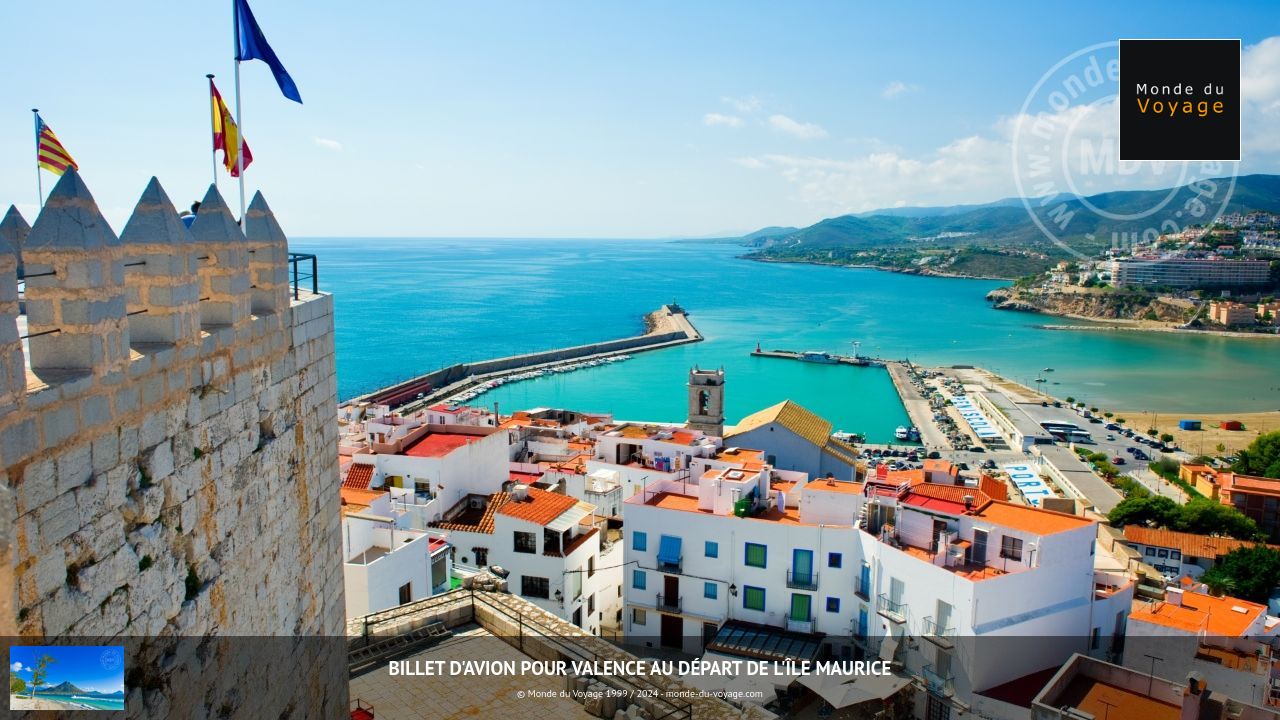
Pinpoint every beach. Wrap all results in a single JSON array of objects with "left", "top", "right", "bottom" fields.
[
  {"left": 1114, "top": 410, "right": 1280, "bottom": 455},
  {"left": 9, "top": 693, "right": 88, "bottom": 710}
]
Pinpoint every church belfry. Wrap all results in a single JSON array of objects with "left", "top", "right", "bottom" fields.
[{"left": 687, "top": 366, "right": 725, "bottom": 438}]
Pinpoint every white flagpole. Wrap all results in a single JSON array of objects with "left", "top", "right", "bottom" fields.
[
  {"left": 232, "top": 1, "right": 246, "bottom": 226},
  {"left": 32, "top": 109, "right": 44, "bottom": 209},
  {"left": 207, "top": 74, "right": 219, "bottom": 188}
]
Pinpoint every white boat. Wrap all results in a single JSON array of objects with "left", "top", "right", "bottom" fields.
[{"left": 895, "top": 426, "right": 910, "bottom": 440}]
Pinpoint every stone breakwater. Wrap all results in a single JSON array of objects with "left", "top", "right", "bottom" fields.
[
  {"left": 359, "top": 304, "right": 702, "bottom": 409},
  {"left": 0, "top": 170, "right": 346, "bottom": 719}
]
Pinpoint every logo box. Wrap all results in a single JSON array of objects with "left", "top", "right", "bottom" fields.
[{"left": 1119, "top": 39, "right": 1240, "bottom": 161}]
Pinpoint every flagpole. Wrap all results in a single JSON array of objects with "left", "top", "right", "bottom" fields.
[
  {"left": 32, "top": 109, "right": 43, "bottom": 209},
  {"left": 207, "top": 74, "right": 219, "bottom": 189},
  {"left": 232, "top": 1, "right": 246, "bottom": 226}
]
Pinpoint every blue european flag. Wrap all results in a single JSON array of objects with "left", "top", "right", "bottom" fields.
[{"left": 234, "top": 0, "right": 303, "bottom": 104}]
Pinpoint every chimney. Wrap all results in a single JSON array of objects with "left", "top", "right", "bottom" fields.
[
  {"left": 826, "top": 472, "right": 835, "bottom": 486},
  {"left": 1166, "top": 587, "right": 1184, "bottom": 607},
  {"left": 963, "top": 495, "right": 974, "bottom": 511},
  {"left": 511, "top": 484, "right": 529, "bottom": 502}
]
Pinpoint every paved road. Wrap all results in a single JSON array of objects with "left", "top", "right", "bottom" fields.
[{"left": 886, "top": 362, "right": 951, "bottom": 449}]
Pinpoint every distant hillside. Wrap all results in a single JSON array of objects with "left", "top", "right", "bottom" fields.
[
  {"left": 42, "top": 681, "right": 87, "bottom": 694},
  {"left": 744, "top": 174, "right": 1280, "bottom": 274}
]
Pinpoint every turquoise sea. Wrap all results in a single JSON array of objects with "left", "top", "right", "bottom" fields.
[
  {"left": 29, "top": 693, "right": 125, "bottom": 710},
  {"left": 291, "top": 238, "right": 1280, "bottom": 443}
]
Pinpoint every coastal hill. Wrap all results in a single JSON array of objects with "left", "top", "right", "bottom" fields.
[
  {"left": 739, "top": 174, "right": 1280, "bottom": 278},
  {"left": 40, "top": 681, "right": 87, "bottom": 695}
]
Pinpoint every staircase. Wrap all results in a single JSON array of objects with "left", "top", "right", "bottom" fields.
[{"left": 857, "top": 503, "right": 869, "bottom": 531}]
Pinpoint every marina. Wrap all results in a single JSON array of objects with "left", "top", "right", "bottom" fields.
[{"left": 749, "top": 346, "right": 886, "bottom": 367}]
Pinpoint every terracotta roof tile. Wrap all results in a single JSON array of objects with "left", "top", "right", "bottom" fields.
[
  {"left": 1122, "top": 525, "right": 1277, "bottom": 558},
  {"left": 1129, "top": 590, "right": 1266, "bottom": 636},
  {"left": 496, "top": 487, "right": 578, "bottom": 526},
  {"left": 727, "top": 400, "right": 832, "bottom": 447},
  {"left": 431, "top": 493, "right": 511, "bottom": 534},
  {"left": 343, "top": 463, "right": 374, "bottom": 490}
]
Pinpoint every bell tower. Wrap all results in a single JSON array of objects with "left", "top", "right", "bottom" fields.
[{"left": 687, "top": 366, "right": 725, "bottom": 437}]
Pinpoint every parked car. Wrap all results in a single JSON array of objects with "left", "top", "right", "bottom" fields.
[
  {"left": 1133, "top": 450, "right": 1149, "bottom": 461},
  {"left": 1125, "top": 447, "right": 1138, "bottom": 454},
  {"left": 1111, "top": 457, "right": 1126, "bottom": 465},
  {"left": 968, "top": 446, "right": 986, "bottom": 453},
  {"left": 927, "top": 450, "right": 941, "bottom": 459},
  {"left": 1105, "top": 434, "right": 1115, "bottom": 441}
]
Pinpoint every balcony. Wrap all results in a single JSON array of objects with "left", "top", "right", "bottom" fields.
[
  {"left": 786, "top": 617, "right": 815, "bottom": 634},
  {"left": 922, "top": 664, "right": 954, "bottom": 697},
  {"left": 786, "top": 570, "right": 819, "bottom": 591},
  {"left": 877, "top": 594, "right": 907, "bottom": 624},
  {"left": 657, "top": 557, "right": 682, "bottom": 574},
  {"left": 922, "top": 616, "right": 955, "bottom": 649},
  {"left": 854, "top": 578, "right": 871, "bottom": 601},
  {"left": 656, "top": 593, "right": 682, "bottom": 613}
]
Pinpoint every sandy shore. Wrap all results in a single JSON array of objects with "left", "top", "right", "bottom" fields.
[
  {"left": 9, "top": 694, "right": 87, "bottom": 710},
  {"left": 1113, "top": 411, "right": 1280, "bottom": 455}
]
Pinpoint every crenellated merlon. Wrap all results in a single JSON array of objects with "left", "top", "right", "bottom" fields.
[{"left": 0, "top": 169, "right": 303, "bottom": 406}]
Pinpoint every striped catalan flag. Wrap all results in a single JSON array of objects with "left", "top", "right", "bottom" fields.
[{"left": 35, "top": 114, "right": 78, "bottom": 175}]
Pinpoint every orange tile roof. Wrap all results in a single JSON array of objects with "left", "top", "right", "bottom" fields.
[
  {"left": 885, "top": 469, "right": 926, "bottom": 485},
  {"left": 1122, "top": 525, "right": 1278, "bottom": 559},
  {"left": 496, "top": 487, "right": 578, "bottom": 526},
  {"left": 1129, "top": 590, "right": 1266, "bottom": 636},
  {"left": 906, "top": 483, "right": 990, "bottom": 508},
  {"left": 343, "top": 463, "right": 374, "bottom": 490},
  {"left": 715, "top": 447, "right": 767, "bottom": 471},
  {"left": 431, "top": 493, "right": 511, "bottom": 534},
  {"left": 403, "top": 432, "right": 483, "bottom": 458},
  {"left": 969, "top": 500, "right": 1093, "bottom": 536},
  {"left": 340, "top": 486, "right": 389, "bottom": 516},
  {"left": 979, "top": 475, "right": 1010, "bottom": 502}
]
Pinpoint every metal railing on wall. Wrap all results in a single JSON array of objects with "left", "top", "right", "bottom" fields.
[{"left": 288, "top": 252, "right": 318, "bottom": 298}]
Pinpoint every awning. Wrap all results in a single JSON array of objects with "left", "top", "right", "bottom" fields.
[
  {"left": 658, "top": 535, "right": 683, "bottom": 565},
  {"left": 799, "top": 671, "right": 911, "bottom": 709},
  {"left": 546, "top": 504, "right": 591, "bottom": 532}
]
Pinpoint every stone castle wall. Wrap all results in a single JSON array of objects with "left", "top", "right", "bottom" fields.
[{"left": 0, "top": 171, "right": 346, "bottom": 717}]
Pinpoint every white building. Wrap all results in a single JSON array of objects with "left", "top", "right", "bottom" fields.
[
  {"left": 622, "top": 461, "right": 1135, "bottom": 718},
  {"left": 723, "top": 400, "right": 860, "bottom": 480},
  {"left": 431, "top": 484, "right": 616, "bottom": 634},
  {"left": 342, "top": 490, "right": 452, "bottom": 618}
]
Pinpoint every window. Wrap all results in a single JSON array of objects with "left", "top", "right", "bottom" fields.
[
  {"left": 521, "top": 576, "right": 550, "bottom": 599},
  {"left": 999, "top": 536, "right": 1023, "bottom": 561},
  {"left": 1157, "top": 549, "right": 1169, "bottom": 558},
  {"left": 1170, "top": 550, "right": 1182, "bottom": 560},
  {"left": 588, "top": 593, "right": 595, "bottom": 614},
  {"left": 1090, "top": 627, "right": 1101, "bottom": 650},
  {"left": 632, "top": 569, "right": 647, "bottom": 590},
  {"left": 826, "top": 597, "right": 840, "bottom": 613},
  {"left": 705, "top": 540, "right": 719, "bottom": 558},
  {"left": 514, "top": 531, "right": 536, "bottom": 554},
  {"left": 632, "top": 608, "right": 647, "bottom": 625},
  {"left": 588, "top": 556, "right": 596, "bottom": 577},
  {"left": 633, "top": 531, "right": 648, "bottom": 551},
  {"left": 704, "top": 582, "right": 717, "bottom": 599},
  {"left": 743, "top": 585, "right": 765, "bottom": 611},
  {"left": 398, "top": 582, "right": 412, "bottom": 605},
  {"left": 745, "top": 542, "right": 767, "bottom": 568},
  {"left": 828, "top": 552, "right": 842, "bottom": 568},
  {"left": 474, "top": 548, "right": 488, "bottom": 567},
  {"left": 1144, "top": 547, "right": 1156, "bottom": 556}
]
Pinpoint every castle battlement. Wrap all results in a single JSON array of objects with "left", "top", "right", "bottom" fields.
[{"left": 0, "top": 169, "right": 346, "bottom": 717}]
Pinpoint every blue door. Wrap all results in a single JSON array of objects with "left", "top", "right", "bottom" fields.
[
  {"left": 859, "top": 562, "right": 871, "bottom": 596},
  {"left": 857, "top": 608, "right": 868, "bottom": 638}
]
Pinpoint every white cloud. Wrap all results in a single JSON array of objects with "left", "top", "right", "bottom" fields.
[
  {"left": 767, "top": 114, "right": 828, "bottom": 140},
  {"left": 732, "top": 36, "right": 1280, "bottom": 216},
  {"left": 703, "top": 113, "right": 744, "bottom": 128},
  {"left": 721, "top": 95, "right": 761, "bottom": 113},
  {"left": 882, "top": 81, "right": 918, "bottom": 99},
  {"left": 313, "top": 137, "right": 342, "bottom": 151},
  {"left": 10, "top": 662, "right": 21, "bottom": 672}
]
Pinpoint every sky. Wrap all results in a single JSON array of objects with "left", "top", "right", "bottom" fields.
[
  {"left": 3, "top": 1, "right": 1280, "bottom": 237},
  {"left": 9, "top": 646, "right": 125, "bottom": 694}
]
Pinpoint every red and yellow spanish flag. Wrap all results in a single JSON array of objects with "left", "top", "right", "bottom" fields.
[
  {"left": 35, "top": 114, "right": 78, "bottom": 175},
  {"left": 211, "top": 79, "right": 253, "bottom": 177}
]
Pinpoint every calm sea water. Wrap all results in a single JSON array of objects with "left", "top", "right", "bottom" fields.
[
  {"left": 291, "top": 238, "right": 1280, "bottom": 443},
  {"left": 33, "top": 693, "right": 125, "bottom": 710}
]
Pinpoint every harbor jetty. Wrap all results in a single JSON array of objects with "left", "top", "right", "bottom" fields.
[
  {"left": 750, "top": 347, "right": 885, "bottom": 367},
  {"left": 355, "top": 304, "right": 701, "bottom": 410}
]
